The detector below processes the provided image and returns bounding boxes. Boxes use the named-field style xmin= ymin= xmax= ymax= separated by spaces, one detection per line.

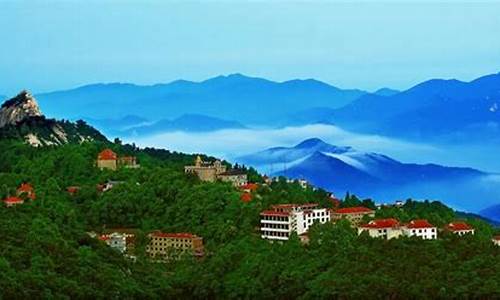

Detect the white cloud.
xmin=127 ymin=124 xmax=439 ymax=163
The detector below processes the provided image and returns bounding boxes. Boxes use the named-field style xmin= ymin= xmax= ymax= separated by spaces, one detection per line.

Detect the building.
xmin=101 ymin=180 xmax=125 ymax=192
xmin=357 ymin=218 xmax=402 ymax=239
xmin=118 ymin=156 xmax=140 ymax=169
xmin=146 ymin=232 xmax=204 ymax=260
xmin=492 ymin=236 xmax=500 ymax=246
xmin=102 ymin=228 xmax=137 ymax=254
xmin=3 ymin=196 xmax=24 ymax=207
xmin=97 ymin=149 xmax=139 ymax=170
xmin=99 ymin=232 xmax=127 ymax=253
xmin=260 ymin=203 xmax=330 ymax=241
xmin=240 ymin=192 xmax=253 ymax=203
xmin=240 ymin=183 xmax=258 ymax=193
xmin=331 ymin=206 xmax=375 ymax=226
xmin=184 ymin=156 xmax=227 ymax=182
xmin=402 ymin=219 xmax=437 ymax=240
xmin=218 ymin=169 xmax=248 ymax=187
xmin=445 ymin=222 xmax=475 ymax=236
xmin=67 ymin=186 xmax=80 ymax=196
xmin=97 ymin=149 xmax=118 ymax=170
xmin=17 ymin=183 xmax=36 ymax=200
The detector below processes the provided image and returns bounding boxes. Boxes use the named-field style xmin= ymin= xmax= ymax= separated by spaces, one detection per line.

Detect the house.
xmin=102 ymin=228 xmax=137 ymax=254
xmin=146 ymin=232 xmax=204 ymax=260
xmin=402 ymin=219 xmax=437 ymax=240
xmin=218 ymin=169 xmax=248 ymax=187
xmin=331 ymin=206 xmax=375 ymax=226
xmin=97 ymin=149 xmax=118 ymax=170
xmin=240 ymin=183 xmax=258 ymax=193
xmin=260 ymin=203 xmax=330 ymax=241
xmin=3 ymin=196 xmax=24 ymax=207
xmin=357 ymin=218 xmax=402 ymax=239
xmin=445 ymin=222 xmax=475 ymax=236
xmin=67 ymin=186 xmax=80 ymax=195
xmin=492 ymin=236 xmax=500 ymax=246
xmin=17 ymin=183 xmax=36 ymax=200
xmin=101 ymin=180 xmax=125 ymax=192
xmin=99 ymin=233 xmax=127 ymax=253
xmin=184 ymin=156 xmax=227 ymax=182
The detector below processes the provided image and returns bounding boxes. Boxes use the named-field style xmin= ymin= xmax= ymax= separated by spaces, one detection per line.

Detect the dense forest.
xmin=1 ymin=138 xmax=500 ymax=299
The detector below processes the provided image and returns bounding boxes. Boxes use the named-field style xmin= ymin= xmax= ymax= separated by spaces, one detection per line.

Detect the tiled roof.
xmin=150 ymin=232 xmax=196 ymax=239
xmin=260 ymin=210 xmax=290 ymax=217
xmin=240 ymin=183 xmax=258 ymax=191
xmin=240 ymin=193 xmax=252 ymax=203
xmin=98 ymin=149 xmax=117 ymax=160
xmin=406 ymin=219 xmax=435 ymax=229
xmin=360 ymin=218 xmax=399 ymax=229
xmin=334 ymin=206 xmax=374 ymax=214
xmin=3 ymin=196 xmax=24 ymax=204
xmin=17 ymin=183 xmax=33 ymax=192
xmin=446 ymin=222 xmax=473 ymax=231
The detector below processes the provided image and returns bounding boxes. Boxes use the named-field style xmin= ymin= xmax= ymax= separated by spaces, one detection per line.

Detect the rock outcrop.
xmin=0 ymin=90 xmax=42 ymax=128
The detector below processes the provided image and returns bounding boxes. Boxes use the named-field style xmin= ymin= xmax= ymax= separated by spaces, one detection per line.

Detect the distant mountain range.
xmin=236 ymin=138 xmax=500 ymax=214
xmin=26 ymin=71 xmax=500 ymax=144
xmin=322 ymin=72 xmax=500 ymax=143
xmin=34 ymin=73 xmax=366 ymax=125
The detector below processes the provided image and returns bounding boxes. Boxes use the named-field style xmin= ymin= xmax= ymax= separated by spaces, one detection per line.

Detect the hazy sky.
xmin=1 ymin=1 xmax=500 ymax=95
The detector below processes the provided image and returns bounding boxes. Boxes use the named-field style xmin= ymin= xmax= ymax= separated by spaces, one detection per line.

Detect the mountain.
xmin=479 ymin=204 xmax=500 ymax=222
xmin=120 ymin=114 xmax=245 ymax=136
xmin=236 ymin=138 xmax=499 ymax=213
xmin=0 ymin=91 xmax=108 ymax=146
xmin=35 ymin=74 xmax=366 ymax=125
xmin=374 ymin=88 xmax=400 ymax=96
xmin=326 ymin=72 xmax=500 ymax=143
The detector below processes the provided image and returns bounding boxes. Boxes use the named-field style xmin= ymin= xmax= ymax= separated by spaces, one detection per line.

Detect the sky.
xmin=1 ymin=1 xmax=500 ymax=95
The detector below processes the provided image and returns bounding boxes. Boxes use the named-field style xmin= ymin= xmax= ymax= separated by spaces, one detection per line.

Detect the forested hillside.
xmin=1 ymin=139 xmax=500 ymax=298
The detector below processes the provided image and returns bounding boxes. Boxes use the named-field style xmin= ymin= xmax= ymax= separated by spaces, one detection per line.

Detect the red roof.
xmin=98 ymin=149 xmax=117 ymax=160
xmin=406 ymin=219 xmax=435 ymax=229
xmin=446 ymin=222 xmax=473 ymax=231
xmin=260 ymin=210 xmax=290 ymax=217
xmin=98 ymin=235 xmax=110 ymax=241
xmin=360 ymin=218 xmax=399 ymax=229
xmin=240 ymin=183 xmax=258 ymax=191
xmin=240 ymin=192 xmax=252 ymax=203
xmin=17 ymin=183 xmax=36 ymax=200
xmin=334 ymin=206 xmax=374 ymax=214
xmin=67 ymin=186 xmax=80 ymax=194
xmin=150 ymin=232 xmax=196 ymax=239
xmin=493 ymin=236 xmax=500 ymax=241
xmin=3 ymin=196 xmax=24 ymax=204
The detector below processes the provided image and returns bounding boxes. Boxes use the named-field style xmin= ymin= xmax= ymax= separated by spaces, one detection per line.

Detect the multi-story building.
xmin=357 ymin=218 xmax=402 ymax=239
xmin=402 ymin=219 xmax=437 ymax=240
xmin=331 ymin=206 xmax=375 ymax=226
xmin=445 ymin=222 xmax=475 ymax=236
xmin=218 ymin=169 xmax=248 ymax=187
xmin=260 ymin=203 xmax=330 ymax=241
xmin=184 ymin=156 xmax=227 ymax=182
xmin=146 ymin=232 xmax=204 ymax=260
xmin=102 ymin=228 xmax=137 ymax=254
xmin=118 ymin=156 xmax=139 ymax=168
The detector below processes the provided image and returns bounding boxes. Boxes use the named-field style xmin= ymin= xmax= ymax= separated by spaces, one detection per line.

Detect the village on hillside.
xmin=3 ymin=147 xmax=500 ymax=262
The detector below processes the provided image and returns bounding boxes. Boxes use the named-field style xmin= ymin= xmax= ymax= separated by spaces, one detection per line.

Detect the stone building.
xmin=184 ymin=156 xmax=226 ymax=182
xmin=218 ymin=169 xmax=248 ymax=187
xmin=146 ymin=232 xmax=204 ymax=260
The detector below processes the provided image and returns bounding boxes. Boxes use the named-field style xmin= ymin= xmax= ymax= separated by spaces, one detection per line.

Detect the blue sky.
xmin=1 ymin=1 xmax=500 ymax=95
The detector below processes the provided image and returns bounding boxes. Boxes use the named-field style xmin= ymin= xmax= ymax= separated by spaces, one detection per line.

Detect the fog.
xmin=126 ymin=124 xmax=500 ymax=173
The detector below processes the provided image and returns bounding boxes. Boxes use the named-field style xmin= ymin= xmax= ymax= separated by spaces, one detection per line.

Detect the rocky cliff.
xmin=0 ymin=90 xmax=108 ymax=146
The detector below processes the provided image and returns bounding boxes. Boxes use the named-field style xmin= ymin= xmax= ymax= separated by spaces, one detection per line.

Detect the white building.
xmin=100 ymin=232 xmax=127 ymax=253
xmin=492 ymin=236 xmax=500 ymax=246
xmin=260 ymin=203 xmax=330 ymax=241
xmin=357 ymin=218 xmax=402 ymax=239
xmin=445 ymin=222 xmax=475 ymax=236
xmin=402 ymin=219 xmax=437 ymax=240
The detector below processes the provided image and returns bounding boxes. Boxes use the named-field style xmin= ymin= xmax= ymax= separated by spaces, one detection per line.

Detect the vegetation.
xmin=1 ymin=139 xmax=500 ymax=299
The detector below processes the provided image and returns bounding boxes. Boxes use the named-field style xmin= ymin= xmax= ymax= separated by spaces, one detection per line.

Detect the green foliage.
xmin=0 ymin=139 xmax=499 ymax=298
